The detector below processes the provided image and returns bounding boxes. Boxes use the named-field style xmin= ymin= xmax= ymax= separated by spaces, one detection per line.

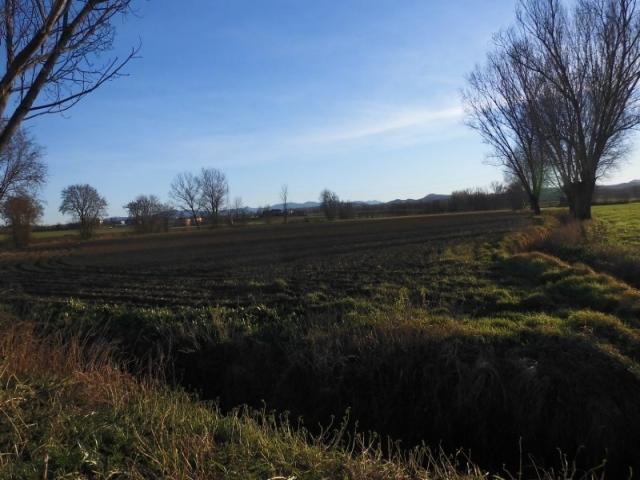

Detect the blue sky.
xmin=28 ymin=0 xmax=640 ymax=224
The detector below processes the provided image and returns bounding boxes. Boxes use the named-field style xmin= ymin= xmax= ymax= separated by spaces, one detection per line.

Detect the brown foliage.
xmin=0 ymin=194 xmax=42 ymax=248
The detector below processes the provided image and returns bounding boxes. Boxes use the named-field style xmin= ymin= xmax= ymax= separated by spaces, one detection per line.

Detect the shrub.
xmin=0 ymin=194 xmax=43 ymax=248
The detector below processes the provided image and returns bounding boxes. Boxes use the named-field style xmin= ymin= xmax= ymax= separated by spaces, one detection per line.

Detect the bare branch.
xmin=0 ymin=0 xmax=137 ymax=153
xmin=199 ymin=167 xmax=228 ymax=227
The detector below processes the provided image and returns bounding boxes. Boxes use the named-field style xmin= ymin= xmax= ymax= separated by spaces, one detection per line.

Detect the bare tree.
xmin=170 ymin=172 xmax=201 ymax=228
xmin=232 ymin=196 xmax=243 ymax=223
xmin=0 ymin=125 xmax=46 ymax=205
xmin=125 ymin=194 xmax=170 ymax=233
xmin=199 ymin=167 xmax=228 ymax=226
xmin=464 ymin=39 xmax=549 ymax=215
xmin=506 ymin=0 xmax=640 ymax=219
xmin=280 ymin=184 xmax=289 ymax=224
xmin=0 ymin=1 xmax=138 ymax=153
xmin=59 ymin=183 xmax=107 ymax=239
xmin=261 ymin=204 xmax=272 ymax=224
xmin=1 ymin=193 xmax=42 ymax=247
xmin=320 ymin=189 xmax=340 ymax=220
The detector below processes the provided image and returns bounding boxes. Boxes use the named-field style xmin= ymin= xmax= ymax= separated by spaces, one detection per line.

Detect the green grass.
xmin=527 ymin=203 xmax=640 ymax=288
xmin=0 ymin=226 xmax=136 ymax=244
xmin=591 ymin=202 xmax=640 ymax=248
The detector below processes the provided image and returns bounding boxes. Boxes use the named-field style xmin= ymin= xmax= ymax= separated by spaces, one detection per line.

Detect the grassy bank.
xmin=516 ymin=203 xmax=640 ymax=288
xmin=0 ymin=315 xmax=501 ymax=480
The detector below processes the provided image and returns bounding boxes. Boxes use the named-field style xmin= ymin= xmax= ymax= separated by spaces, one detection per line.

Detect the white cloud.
xmin=296 ymin=104 xmax=464 ymax=145
xmin=172 ymin=103 xmax=467 ymax=169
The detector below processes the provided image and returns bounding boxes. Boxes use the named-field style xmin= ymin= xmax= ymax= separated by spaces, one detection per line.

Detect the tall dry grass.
xmin=0 ymin=313 xmax=490 ymax=479
xmin=0 ymin=311 xmax=616 ymax=479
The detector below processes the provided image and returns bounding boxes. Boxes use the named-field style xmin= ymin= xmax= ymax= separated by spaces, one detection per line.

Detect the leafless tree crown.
xmin=0 ymin=124 xmax=46 ymax=204
xmin=464 ymin=37 xmax=549 ymax=214
xmin=125 ymin=194 xmax=170 ymax=233
xmin=199 ymin=167 xmax=228 ymax=225
xmin=59 ymin=183 xmax=107 ymax=238
xmin=170 ymin=171 xmax=202 ymax=227
xmin=0 ymin=0 xmax=137 ymax=151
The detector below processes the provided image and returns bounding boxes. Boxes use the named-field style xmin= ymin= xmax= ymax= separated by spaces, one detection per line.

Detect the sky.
xmin=28 ymin=0 xmax=640 ymax=224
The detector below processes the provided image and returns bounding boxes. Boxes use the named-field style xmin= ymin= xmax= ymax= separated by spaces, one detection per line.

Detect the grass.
xmin=10 ymin=250 xmax=640 ymax=476
xmin=1 ymin=208 xmax=640 ymax=477
xmin=518 ymin=203 xmax=640 ymax=288
xmin=0 ymin=314 xmax=536 ymax=480
xmin=0 ymin=226 xmax=136 ymax=245
xmin=591 ymin=203 xmax=640 ymax=248
xmin=0 ymin=313 xmax=615 ymax=480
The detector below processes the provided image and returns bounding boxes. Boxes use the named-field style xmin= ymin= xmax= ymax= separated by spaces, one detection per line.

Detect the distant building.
xmin=173 ymin=210 xmax=204 ymax=227
xmin=175 ymin=216 xmax=204 ymax=227
xmin=103 ymin=217 xmax=126 ymax=226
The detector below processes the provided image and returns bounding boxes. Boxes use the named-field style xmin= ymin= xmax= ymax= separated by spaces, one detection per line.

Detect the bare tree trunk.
xmin=565 ymin=181 xmax=594 ymax=220
xmin=80 ymin=221 xmax=91 ymax=240
xmin=574 ymin=184 xmax=594 ymax=220
xmin=191 ymin=209 xmax=200 ymax=228
xmin=529 ymin=194 xmax=541 ymax=215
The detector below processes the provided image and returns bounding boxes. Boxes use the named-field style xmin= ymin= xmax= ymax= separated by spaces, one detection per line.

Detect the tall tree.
xmin=59 ymin=183 xmax=107 ymax=239
xmin=0 ymin=125 xmax=46 ymax=205
xmin=199 ymin=168 xmax=228 ymax=226
xmin=464 ymin=42 xmax=549 ymax=214
xmin=170 ymin=172 xmax=202 ymax=228
xmin=0 ymin=0 xmax=137 ymax=153
xmin=508 ymin=0 xmax=640 ymax=219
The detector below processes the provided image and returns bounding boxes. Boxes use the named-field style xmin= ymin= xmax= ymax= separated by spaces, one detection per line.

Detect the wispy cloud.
xmin=298 ymin=105 xmax=464 ymax=144
xmin=172 ymin=103 xmax=467 ymax=169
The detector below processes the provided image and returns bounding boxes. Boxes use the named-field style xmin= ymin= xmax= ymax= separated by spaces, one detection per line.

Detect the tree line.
xmin=3 ymin=147 xmax=639 ymax=247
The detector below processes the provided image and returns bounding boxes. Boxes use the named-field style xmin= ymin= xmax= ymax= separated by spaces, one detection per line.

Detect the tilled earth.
xmin=0 ymin=211 xmax=529 ymax=307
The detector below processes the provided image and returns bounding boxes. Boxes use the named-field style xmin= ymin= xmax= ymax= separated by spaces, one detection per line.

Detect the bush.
xmin=0 ymin=194 xmax=43 ymax=248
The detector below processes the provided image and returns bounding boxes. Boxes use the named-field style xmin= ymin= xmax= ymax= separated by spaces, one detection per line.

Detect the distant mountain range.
xmin=267 ymin=200 xmax=383 ymax=210
xmin=264 ymin=195 xmax=451 ymax=210
xmin=599 ymin=179 xmax=640 ymax=190
xmin=386 ymin=193 xmax=450 ymax=205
